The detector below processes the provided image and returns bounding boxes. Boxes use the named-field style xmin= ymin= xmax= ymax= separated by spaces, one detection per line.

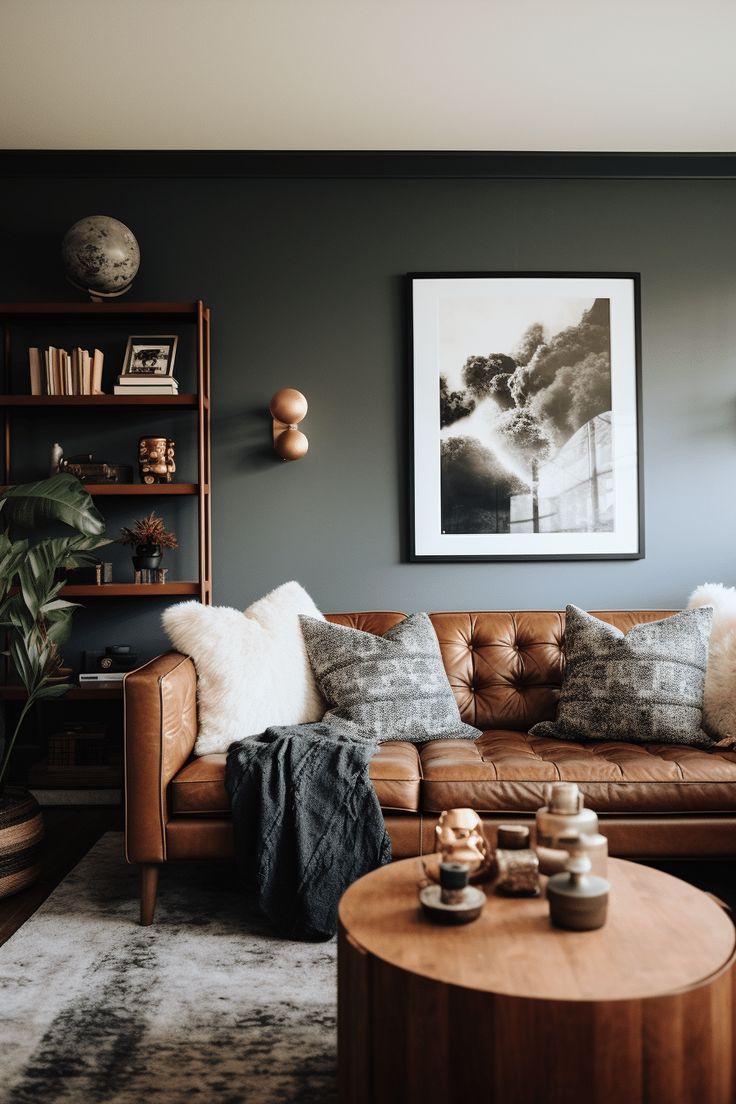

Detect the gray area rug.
xmin=0 ymin=833 xmax=337 ymax=1104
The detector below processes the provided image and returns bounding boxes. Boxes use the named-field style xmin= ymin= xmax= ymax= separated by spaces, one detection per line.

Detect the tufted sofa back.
xmin=326 ymin=610 xmax=677 ymax=733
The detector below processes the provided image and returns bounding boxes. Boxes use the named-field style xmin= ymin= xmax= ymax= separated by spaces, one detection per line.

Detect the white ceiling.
xmin=2 ymin=0 xmax=736 ymax=152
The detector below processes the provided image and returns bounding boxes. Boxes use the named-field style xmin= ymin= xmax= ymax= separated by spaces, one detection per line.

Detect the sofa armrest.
xmin=124 ymin=651 xmax=198 ymax=864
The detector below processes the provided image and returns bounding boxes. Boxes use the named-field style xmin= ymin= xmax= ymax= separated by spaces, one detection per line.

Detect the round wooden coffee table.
xmin=338 ymin=856 xmax=735 ymax=1104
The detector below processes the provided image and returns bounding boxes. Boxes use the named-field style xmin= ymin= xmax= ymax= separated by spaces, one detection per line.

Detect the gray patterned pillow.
xmin=530 ymin=605 xmax=714 ymax=748
xmin=299 ymin=613 xmax=480 ymax=743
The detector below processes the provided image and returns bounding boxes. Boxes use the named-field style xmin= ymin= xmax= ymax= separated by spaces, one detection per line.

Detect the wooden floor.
xmin=0 ymin=806 xmax=122 ymax=948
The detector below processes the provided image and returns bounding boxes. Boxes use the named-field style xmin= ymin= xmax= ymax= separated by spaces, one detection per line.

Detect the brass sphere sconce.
xmin=270 ymin=388 xmax=309 ymax=461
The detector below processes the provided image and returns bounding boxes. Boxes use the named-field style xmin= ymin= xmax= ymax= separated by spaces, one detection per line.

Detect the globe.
xmin=61 ymin=215 xmax=140 ymax=299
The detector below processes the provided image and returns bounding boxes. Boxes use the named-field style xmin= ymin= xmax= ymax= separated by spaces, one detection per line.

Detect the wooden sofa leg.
xmin=140 ymin=864 xmax=160 ymax=926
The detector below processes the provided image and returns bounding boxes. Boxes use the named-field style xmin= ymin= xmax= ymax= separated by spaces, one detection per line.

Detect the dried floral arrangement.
xmin=119 ymin=511 xmax=178 ymax=551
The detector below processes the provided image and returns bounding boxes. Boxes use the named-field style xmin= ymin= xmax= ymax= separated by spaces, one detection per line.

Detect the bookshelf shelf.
xmin=0 ymin=301 xmax=199 ymax=319
xmin=76 ymin=483 xmax=200 ymax=496
xmin=0 ymin=685 xmax=123 ymax=701
xmin=61 ymin=582 xmax=200 ymax=597
xmin=0 ymin=394 xmax=197 ymax=407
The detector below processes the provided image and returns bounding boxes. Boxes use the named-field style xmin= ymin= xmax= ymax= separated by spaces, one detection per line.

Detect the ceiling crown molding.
xmin=1 ymin=151 xmax=736 ymax=180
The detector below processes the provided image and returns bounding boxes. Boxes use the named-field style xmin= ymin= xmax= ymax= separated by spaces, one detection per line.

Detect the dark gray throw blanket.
xmin=225 ymin=721 xmax=391 ymax=941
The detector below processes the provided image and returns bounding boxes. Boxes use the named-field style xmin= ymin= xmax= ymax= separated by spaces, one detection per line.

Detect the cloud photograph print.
xmin=438 ymin=296 xmax=613 ymax=536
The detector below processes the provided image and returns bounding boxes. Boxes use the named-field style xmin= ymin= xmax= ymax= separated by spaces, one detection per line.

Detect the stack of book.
xmin=78 ymin=671 xmax=126 ymax=689
xmin=114 ymin=374 xmax=179 ymax=396
xmin=29 ymin=346 xmax=104 ymax=396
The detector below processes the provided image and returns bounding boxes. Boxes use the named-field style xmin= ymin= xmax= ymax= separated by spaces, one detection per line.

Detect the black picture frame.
xmin=408 ymin=270 xmax=644 ymax=560
xmin=121 ymin=335 xmax=179 ymax=378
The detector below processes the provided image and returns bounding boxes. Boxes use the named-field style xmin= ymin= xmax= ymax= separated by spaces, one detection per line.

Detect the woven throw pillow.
xmin=162 ymin=581 xmax=326 ymax=756
xmin=299 ymin=612 xmax=480 ymax=743
xmin=529 ymin=604 xmax=714 ymax=748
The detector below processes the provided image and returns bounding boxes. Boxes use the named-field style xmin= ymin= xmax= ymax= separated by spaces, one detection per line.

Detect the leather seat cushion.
xmin=170 ymin=740 xmax=422 ymax=815
xmin=420 ymin=731 xmax=736 ymax=815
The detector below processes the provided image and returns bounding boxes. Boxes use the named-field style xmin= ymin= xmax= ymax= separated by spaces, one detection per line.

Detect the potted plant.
xmin=0 ymin=473 xmax=109 ymax=897
xmin=119 ymin=511 xmax=178 ymax=570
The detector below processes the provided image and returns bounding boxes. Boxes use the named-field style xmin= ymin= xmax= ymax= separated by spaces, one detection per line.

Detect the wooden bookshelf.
xmin=1 ymin=299 xmax=212 ymax=605
xmin=0 ymin=300 xmax=213 ymax=797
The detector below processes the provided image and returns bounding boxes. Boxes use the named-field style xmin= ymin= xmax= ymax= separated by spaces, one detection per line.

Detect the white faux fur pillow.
xmin=162 ymin=581 xmax=326 ymax=756
xmin=687 ymin=583 xmax=736 ymax=748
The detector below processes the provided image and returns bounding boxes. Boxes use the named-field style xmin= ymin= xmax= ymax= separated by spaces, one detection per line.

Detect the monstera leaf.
xmin=0 ymin=474 xmax=105 ymax=536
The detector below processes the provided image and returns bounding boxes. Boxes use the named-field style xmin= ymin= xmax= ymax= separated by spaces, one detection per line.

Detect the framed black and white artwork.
xmin=121 ymin=335 xmax=178 ymax=377
xmin=408 ymin=273 xmax=642 ymax=561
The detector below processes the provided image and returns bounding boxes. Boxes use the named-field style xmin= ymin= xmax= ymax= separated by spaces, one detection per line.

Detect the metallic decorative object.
xmin=419 ymin=861 xmax=485 ymax=925
xmin=61 ymin=215 xmax=140 ymax=301
xmin=547 ymin=854 xmax=610 ymax=931
xmin=494 ymin=824 xmax=540 ymax=897
xmin=138 ymin=437 xmax=176 ymax=484
xmin=270 ymin=388 xmax=309 ymax=461
xmin=536 ymin=782 xmax=608 ymax=878
xmin=423 ymin=807 xmax=494 ymax=884
xmin=60 ymin=454 xmax=133 ymax=484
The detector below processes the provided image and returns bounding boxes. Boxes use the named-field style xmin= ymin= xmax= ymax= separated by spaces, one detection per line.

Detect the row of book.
xmin=113 ymin=375 xmax=179 ymax=395
xmin=29 ymin=346 xmax=104 ymax=396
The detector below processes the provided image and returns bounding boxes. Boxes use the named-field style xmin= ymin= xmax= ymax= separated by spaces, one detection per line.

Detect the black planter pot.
xmin=132 ymin=544 xmax=163 ymax=571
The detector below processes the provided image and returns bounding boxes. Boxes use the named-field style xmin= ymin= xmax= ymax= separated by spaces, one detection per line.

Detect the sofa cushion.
xmin=429 ymin=610 xmax=677 ymax=731
xmin=419 ymin=731 xmax=736 ymax=815
xmin=300 ymin=612 xmax=480 ymax=743
xmin=162 ymin=581 xmax=326 ymax=756
xmin=530 ymin=605 xmax=714 ymax=748
xmin=170 ymin=741 xmax=422 ymax=815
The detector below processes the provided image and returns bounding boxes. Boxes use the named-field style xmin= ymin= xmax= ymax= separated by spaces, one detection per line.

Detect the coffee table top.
xmin=339 ymin=856 xmax=735 ymax=1002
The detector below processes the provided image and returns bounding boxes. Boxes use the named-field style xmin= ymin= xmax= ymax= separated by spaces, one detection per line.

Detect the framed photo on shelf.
xmin=121 ymin=335 xmax=178 ymax=377
xmin=408 ymin=272 xmax=642 ymax=561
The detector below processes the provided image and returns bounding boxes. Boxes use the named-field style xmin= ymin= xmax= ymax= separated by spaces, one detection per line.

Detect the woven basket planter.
xmin=0 ymin=788 xmax=44 ymax=898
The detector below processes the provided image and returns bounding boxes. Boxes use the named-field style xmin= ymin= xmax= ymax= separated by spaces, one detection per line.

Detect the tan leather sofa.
xmin=124 ymin=610 xmax=736 ymax=923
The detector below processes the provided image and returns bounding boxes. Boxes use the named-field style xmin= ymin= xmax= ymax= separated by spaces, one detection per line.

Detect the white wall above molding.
xmin=2 ymin=0 xmax=736 ymax=152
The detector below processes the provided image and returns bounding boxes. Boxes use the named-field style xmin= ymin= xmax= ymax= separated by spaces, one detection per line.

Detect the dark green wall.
xmin=1 ymin=164 xmax=735 ymax=665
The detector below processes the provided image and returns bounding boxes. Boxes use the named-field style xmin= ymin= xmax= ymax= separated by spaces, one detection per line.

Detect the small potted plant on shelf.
xmin=0 ymin=473 xmax=109 ymax=897
xmin=119 ymin=511 xmax=178 ymax=571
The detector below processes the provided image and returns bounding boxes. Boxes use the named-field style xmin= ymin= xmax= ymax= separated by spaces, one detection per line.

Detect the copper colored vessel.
xmin=422 ymin=807 xmax=494 ymax=884
xmin=138 ymin=436 xmax=176 ymax=484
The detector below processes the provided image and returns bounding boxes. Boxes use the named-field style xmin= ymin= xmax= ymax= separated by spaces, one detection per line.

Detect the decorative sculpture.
xmin=138 ymin=437 xmax=176 ymax=484
xmin=422 ymin=807 xmax=494 ymax=884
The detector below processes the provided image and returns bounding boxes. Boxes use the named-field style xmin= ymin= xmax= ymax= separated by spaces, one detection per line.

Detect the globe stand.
xmin=65 ymin=276 xmax=135 ymax=303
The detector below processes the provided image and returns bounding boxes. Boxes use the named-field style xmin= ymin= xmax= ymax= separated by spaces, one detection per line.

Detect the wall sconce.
xmin=270 ymin=388 xmax=309 ymax=461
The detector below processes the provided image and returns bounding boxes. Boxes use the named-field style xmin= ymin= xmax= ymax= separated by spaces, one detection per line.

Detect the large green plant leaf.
xmin=0 ymin=593 xmax=34 ymax=634
xmin=36 ymin=682 xmax=73 ymax=700
xmin=0 ymin=535 xmax=28 ymax=601
xmin=1 ymin=473 xmax=105 ymax=536
xmin=10 ymin=634 xmax=38 ymax=694
xmin=44 ymin=605 xmax=76 ymax=649
xmin=19 ymin=535 xmax=109 ymax=586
